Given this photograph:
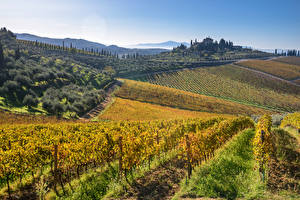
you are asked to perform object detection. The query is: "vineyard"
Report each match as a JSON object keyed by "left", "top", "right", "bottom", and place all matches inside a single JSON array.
[
  {"left": 134, "top": 66, "right": 300, "bottom": 112},
  {"left": 97, "top": 97, "right": 232, "bottom": 121},
  {"left": 0, "top": 116, "right": 256, "bottom": 199},
  {"left": 273, "top": 56, "right": 300, "bottom": 66},
  {"left": 280, "top": 112, "right": 300, "bottom": 129},
  {"left": 206, "top": 65, "right": 300, "bottom": 95},
  {"left": 115, "top": 79, "right": 271, "bottom": 115},
  {"left": 236, "top": 60, "right": 300, "bottom": 80}
]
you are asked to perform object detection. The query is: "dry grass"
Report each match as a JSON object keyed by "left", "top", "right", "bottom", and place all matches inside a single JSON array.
[
  {"left": 115, "top": 79, "right": 272, "bottom": 115},
  {"left": 237, "top": 60, "right": 300, "bottom": 80},
  {"left": 98, "top": 97, "right": 232, "bottom": 121}
]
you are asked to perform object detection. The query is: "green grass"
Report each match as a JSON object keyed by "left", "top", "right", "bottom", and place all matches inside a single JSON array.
[{"left": 173, "top": 129, "right": 265, "bottom": 200}]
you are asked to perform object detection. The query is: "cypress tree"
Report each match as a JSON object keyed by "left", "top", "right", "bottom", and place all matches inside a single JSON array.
[{"left": 15, "top": 47, "right": 20, "bottom": 60}]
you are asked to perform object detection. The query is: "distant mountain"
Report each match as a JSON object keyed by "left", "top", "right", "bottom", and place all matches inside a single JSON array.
[
  {"left": 133, "top": 41, "right": 190, "bottom": 49},
  {"left": 16, "top": 33, "right": 169, "bottom": 55}
]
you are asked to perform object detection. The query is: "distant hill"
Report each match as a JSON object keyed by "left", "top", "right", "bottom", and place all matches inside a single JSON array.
[
  {"left": 16, "top": 33, "right": 169, "bottom": 55},
  {"left": 133, "top": 41, "right": 190, "bottom": 49}
]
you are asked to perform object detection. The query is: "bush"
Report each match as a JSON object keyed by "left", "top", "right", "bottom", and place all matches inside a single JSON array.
[
  {"left": 42, "top": 100, "right": 53, "bottom": 113},
  {"left": 23, "top": 94, "right": 38, "bottom": 108},
  {"left": 52, "top": 102, "right": 65, "bottom": 116},
  {"left": 2, "top": 80, "right": 19, "bottom": 92},
  {"left": 14, "top": 74, "right": 32, "bottom": 86}
]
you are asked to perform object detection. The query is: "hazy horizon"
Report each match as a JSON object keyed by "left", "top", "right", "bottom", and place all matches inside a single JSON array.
[{"left": 1, "top": 0, "right": 300, "bottom": 49}]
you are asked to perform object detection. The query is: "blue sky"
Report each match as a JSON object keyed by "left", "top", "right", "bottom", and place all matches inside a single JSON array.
[{"left": 1, "top": 0, "right": 299, "bottom": 49}]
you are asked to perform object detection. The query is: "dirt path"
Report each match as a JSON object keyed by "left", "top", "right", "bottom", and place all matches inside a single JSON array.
[
  {"left": 232, "top": 63, "right": 300, "bottom": 87},
  {"left": 120, "top": 158, "right": 186, "bottom": 200},
  {"left": 79, "top": 80, "right": 122, "bottom": 121}
]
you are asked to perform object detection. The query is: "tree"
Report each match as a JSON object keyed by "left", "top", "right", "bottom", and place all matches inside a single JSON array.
[
  {"left": 219, "top": 38, "right": 226, "bottom": 50},
  {"left": 53, "top": 102, "right": 65, "bottom": 116},
  {"left": 0, "top": 43, "right": 4, "bottom": 68},
  {"left": 15, "top": 48, "right": 20, "bottom": 60},
  {"left": 2, "top": 80, "right": 19, "bottom": 93},
  {"left": 23, "top": 94, "right": 38, "bottom": 108}
]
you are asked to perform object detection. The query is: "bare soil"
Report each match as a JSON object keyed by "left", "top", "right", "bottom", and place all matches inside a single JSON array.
[{"left": 121, "top": 158, "right": 186, "bottom": 200}]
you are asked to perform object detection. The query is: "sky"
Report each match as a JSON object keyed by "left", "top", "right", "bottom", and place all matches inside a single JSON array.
[{"left": 1, "top": 0, "right": 300, "bottom": 49}]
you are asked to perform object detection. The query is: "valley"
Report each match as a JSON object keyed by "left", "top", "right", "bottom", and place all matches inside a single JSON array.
[{"left": 0, "top": 26, "right": 299, "bottom": 200}]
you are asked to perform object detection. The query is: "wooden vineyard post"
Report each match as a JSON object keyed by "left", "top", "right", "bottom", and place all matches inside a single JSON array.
[
  {"left": 118, "top": 136, "right": 123, "bottom": 178},
  {"left": 53, "top": 144, "right": 59, "bottom": 195},
  {"left": 185, "top": 134, "right": 192, "bottom": 179}
]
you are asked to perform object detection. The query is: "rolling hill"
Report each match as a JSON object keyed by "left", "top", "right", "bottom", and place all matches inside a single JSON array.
[
  {"left": 16, "top": 33, "right": 169, "bottom": 55},
  {"left": 236, "top": 60, "right": 300, "bottom": 80},
  {"left": 97, "top": 97, "right": 232, "bottom": 121},
  {"left": 134, "top": 64, "right": 300, "bottom": 112},
  {"left": 115, "top": 79, "right": 272, "bottom": 115},
  {"left": 133, "top": 40, "right": 190, "bottom": 49}
]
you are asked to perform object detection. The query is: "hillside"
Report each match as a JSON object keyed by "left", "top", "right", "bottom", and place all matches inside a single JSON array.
[
  {"left": 115, "top": 79, "right": 272, "bottom": 115},
  {"left": 237, "top": 60, "right": 300, "bottom": 80},
  {"left": 151, "top": 37, "right": 272, "bottom": 63},
  {"left": 134, "top": 40, "right": 190, "bottom": 49},
  {"left": 0, "top": 28, "right": 114, "bottom": 117},
  {"left": 134, "top": 65, "right": 300, "bottom": 112},
  {"left": 16, "top": 33, "right": 169, "bottom": 55},
  {"left": 272, "top": 56, "right": 300, "bottom": 66},
  {"left": 97, "top": 97, "right": 232, "bottom": 121},
  {"left": 15, "top": 31, "right": 273, "bottom": 78}
]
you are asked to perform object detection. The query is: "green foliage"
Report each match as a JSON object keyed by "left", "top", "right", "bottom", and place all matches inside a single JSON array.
[
  {"left": 0, "top": 28, "right": 114, "bottom": 117},
  {"left": 0, "top": 42, "right": 4, "bottom": 68},
  {"left": 22, "top": 94, "right": 38, "bottom": 108}
]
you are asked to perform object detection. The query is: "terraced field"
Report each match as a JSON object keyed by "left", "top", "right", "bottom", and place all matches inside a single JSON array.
[
  {"left": 237, "top": 60, "right": 300, "bottom": 80},
  {"left": 115, "top": 79, "right": 272, "bottom": 115},
  {"left": 98, "top": 97, "right": 233, "bottom": 121},
  {"left": 135, "top": 65, "right": 300, "bottom": 112}
]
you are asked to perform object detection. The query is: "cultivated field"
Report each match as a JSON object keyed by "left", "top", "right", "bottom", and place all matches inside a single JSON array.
[
  {"left": 98, "top": 97, "right": 232, "bottom": 121},
  {"left": 237, "top": 60, "right": 300, "bottom": 80},
  {"left": 273, "top": 56, "right": 300, "bottom": 66},
  {"left": 115, "top": 79, "right": 272, "bottom": 115},
  {"left": 135, "top": 66, "right": 300, "bottom": 112}
]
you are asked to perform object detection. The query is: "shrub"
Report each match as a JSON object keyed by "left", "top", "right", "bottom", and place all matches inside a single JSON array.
[
  {"left": 2, "top": 80, "right": 19, "bottom": 92},
  {"left": 23, "top": 94, "right": 38, "bottom": 108}
]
